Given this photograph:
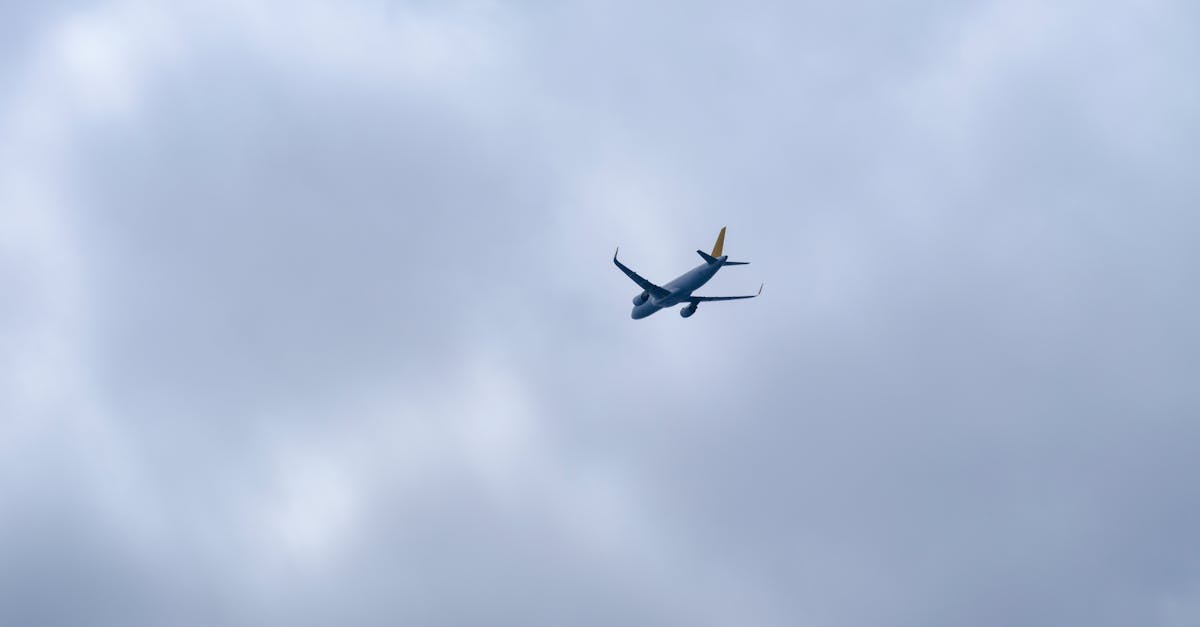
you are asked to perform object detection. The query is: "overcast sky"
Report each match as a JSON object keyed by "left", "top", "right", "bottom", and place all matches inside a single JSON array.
[{"left": 2, "top": 1, "right": 1199, "bottom": 625}]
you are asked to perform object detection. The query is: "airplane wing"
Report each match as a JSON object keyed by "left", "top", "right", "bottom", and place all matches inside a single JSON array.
[
  {"left": 613, "top": 248, "right": 671, "bottom": 299},
  {"left": 689, "top": 283, "right": 763, "bottom": 302}
]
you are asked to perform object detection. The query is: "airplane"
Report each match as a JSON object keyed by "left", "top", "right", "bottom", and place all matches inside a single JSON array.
[{"left": 614, "top": 226, "right": 762, "bottom": 319}]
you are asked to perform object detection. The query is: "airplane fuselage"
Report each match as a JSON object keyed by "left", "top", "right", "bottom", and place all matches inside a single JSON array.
[{"left": 631, "top": 256, "right": 726, "bottom": 319}]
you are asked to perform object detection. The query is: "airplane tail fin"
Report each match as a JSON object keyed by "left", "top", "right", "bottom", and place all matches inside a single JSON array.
[
  {"left": 700, "top": 227, "right": 749, "bottom": 264},
  {"left": 710, "top": 226, "right": 726, "bottom": 257}
]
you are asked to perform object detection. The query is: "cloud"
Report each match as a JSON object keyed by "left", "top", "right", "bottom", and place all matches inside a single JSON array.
[{"left": 2, "top": 0, "right": 1199, "bottom": 626}]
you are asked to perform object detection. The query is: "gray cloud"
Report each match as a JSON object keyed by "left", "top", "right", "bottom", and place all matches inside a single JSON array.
[{"left": 2, "top": 1, "right": 1199, "bottom": 626}]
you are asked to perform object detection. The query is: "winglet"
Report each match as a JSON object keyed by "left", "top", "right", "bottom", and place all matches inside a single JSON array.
[
  {"left": 710, "top": 226, "right": 726, "bottom": 257},
  {"left": 614, "top": 246, "right": 619, "bottom": 260},
  {"left": 758, "top": 283, "right": 764, "bottom": 295}
]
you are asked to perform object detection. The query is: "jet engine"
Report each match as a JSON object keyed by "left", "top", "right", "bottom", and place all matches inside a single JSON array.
[
  {"left": 680, "top": 303, "right": 697, "bottom": 318},
  {"left": 632, "top": 291, "right": 649, "bottom": 306}
]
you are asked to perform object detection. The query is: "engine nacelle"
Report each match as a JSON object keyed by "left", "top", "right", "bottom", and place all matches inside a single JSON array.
[
  {"left": 632, "top": 291, "right": 649, "bottom": 306},
  {"left": 680, "top": 303, "right": 697, "bottom": 318}
]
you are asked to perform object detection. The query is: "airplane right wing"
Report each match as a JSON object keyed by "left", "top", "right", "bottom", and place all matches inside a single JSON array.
[
  {"left": 613, "top": 248, "right": 671, "bottom": 299},
  {"left": 689, "top": 283, "right": 763, "bottom": 302}
]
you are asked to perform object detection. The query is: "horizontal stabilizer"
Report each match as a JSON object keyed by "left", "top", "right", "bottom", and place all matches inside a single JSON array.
[{"left": 697, "top": 250, "right": 747, "bottom": 265}]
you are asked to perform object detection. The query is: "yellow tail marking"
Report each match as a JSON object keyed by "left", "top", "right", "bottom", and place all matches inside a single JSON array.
[{"left": 710, "top": 226, "right": 726, "bottom": 257}]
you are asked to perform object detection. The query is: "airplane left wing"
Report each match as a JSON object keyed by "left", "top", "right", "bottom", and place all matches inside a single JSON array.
[
  {"left": 613, "top": 248, "right": 671, "bottom": 299},
  {"left": 689, "top": 283, "right": 763, "bottom": 302}
]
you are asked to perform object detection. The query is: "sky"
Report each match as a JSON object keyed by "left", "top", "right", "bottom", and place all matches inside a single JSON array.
[{"left": 1, "top": 0, "right": 1199, "bottom": 625}]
